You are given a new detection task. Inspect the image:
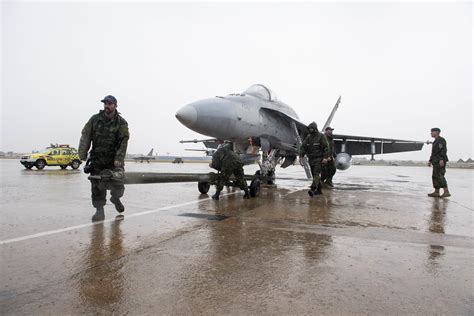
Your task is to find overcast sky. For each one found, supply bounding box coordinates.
[1,1,472,160]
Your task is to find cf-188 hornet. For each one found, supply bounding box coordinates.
[176,84,424,181]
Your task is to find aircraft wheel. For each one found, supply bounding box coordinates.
[198,181,210,194]
[71,160,81,169]
[249,178,261,197]
[60,165,67,169]
[267,170,275,185]
[35,159,46,170]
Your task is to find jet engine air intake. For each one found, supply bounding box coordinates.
[335,153,352,170]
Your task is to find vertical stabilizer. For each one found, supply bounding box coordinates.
[322,96,341,131]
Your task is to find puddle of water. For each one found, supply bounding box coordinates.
[178,213,230,221]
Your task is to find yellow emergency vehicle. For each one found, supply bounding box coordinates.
[20,144,82,170]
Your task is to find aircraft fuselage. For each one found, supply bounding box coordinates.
[176,94,299,151]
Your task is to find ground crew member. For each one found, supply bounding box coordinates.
[299,122,330,196]
[321,126,337,187]
[210,143,250,200]
[428,127,450,198]
[79,95,130,221]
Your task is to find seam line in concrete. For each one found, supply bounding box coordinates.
[0,193,238,245]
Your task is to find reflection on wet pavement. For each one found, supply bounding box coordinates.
[0,160,473,314]
[426,199,448,273]
[75,218,125,313]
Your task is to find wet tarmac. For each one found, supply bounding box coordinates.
[1,159,473,314]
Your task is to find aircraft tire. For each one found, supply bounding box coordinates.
[267,170,275,185]
[249,178,261,197]
[198,181,210,194]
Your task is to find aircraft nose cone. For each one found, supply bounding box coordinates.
[175,105,197,127]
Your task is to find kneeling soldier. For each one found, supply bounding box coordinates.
[210,143,250,200]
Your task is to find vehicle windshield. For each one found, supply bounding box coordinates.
[39,146,74,154]
[243,84,279,102]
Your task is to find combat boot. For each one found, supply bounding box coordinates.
[110,197,125,213]
[92,207,105,222]
[243,189,251,199]
[428,189,440,197]
[441,188,451,198]
[308,189,315,197]
[314,185,323,195]
[212,190,221,200]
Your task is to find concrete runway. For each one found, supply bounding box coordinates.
[1,160,473,314]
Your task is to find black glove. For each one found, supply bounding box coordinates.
[83,159,93,174]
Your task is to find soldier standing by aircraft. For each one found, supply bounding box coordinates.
[321,127,337,187]
[299,122,330,196]
[428,128,450,198]
[79,95,130,221]
[210,143,250,200]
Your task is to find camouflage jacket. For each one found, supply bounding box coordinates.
[211,147,242,171]
[79,110,129,165]
[430,136,448,163]
[325,134,336,158]
[300,131,330,160]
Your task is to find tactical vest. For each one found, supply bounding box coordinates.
[303,132,324,159]
[430,137,449,163]
[211,148,242,171]
[90,113,125,162]
[211,148,226,171]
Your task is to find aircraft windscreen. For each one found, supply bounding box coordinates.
[243,84,279,102]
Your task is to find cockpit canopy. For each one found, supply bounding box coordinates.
[243,84,279,102]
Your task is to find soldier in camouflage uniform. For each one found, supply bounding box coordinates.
[79,95,130,221]
[210,143,250,200]
[321,126,337,187]
[299,122,330,196]
[428,127,450,198]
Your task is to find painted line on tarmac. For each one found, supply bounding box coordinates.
[0,193,238,245]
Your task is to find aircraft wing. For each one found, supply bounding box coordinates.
[259,107,307,142]
[259,108,424,156]
[333,134,424,156]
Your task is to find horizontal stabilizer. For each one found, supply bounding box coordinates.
[334,134,424,156]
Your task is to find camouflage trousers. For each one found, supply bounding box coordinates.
[321,159,336,183]
[216,163,248,191]
[432,163,448,189]
[90,166,125,208]
[309,158,323,190]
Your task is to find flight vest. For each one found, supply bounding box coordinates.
[303,132,325,159]
[211,148,242,171]
[90,113,126,163]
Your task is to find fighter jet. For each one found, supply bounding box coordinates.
[176,84,424,180]
[132,148,156,163]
